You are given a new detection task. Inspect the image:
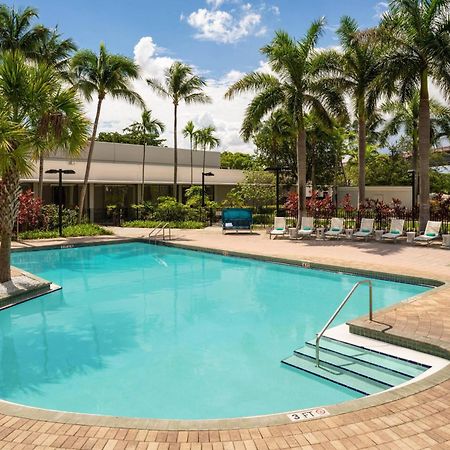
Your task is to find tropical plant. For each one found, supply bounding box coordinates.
[232,170,276,210]
[70,42,144,221]
[225,22,347,225]
[194,125,221,172]
[380,0,450,229]
[0,4,46,55]
[124,109,165,201]
[182,120,196,185]
[314,16,384,205]
[147,61,211,200]
[220,151,258,170]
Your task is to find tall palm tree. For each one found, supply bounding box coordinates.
[381,91,450,191]
[0,4,46,55]
[34,28,78,198]
[194,126,221,173]
[182,120,196,185]
[125,109,165,201]
[147,62,211,200]
[226,22,347,224]
[380,0,450,229]
[70,43,144,221]
[0,51,87,282]
[314,16,384,205]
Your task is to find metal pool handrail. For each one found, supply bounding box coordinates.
[316,280,373,367]
[148,222,172,241]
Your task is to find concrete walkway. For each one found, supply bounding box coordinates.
[1,227,449,449]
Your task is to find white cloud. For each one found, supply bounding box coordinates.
[84,36,257,154]
[206,0,226,8]
[184,3,266,44]
[374,2,388,19]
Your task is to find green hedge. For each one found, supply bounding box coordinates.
[19,224,112,240]
[122,220,205,229]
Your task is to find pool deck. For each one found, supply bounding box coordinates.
[2,227,450,449]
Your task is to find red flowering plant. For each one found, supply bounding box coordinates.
[284,191,298,218]
[17,190,45,231]
[430,193,450,217]
[340,193,355,213]
[307,191,334,218]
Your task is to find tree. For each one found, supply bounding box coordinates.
[124,109,165,200]
[380,0,450,229]
[182,120,196,185]
[0,5,46,55]
[194,125,221,173]
[70,42,144,221]
[381,91,450,195]
[226,22,347,225]
[147,62,211,200]
[315,16,384,205]
[220,151,258,170]
[0,51,87,282]
[232,170,276,210]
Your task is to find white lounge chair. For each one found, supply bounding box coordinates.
[325,218,344,238]
[382,219,405,241]
[296,217,314,239]
[270,217,287,239]
[353,218,375,241]
[414,221,441,244]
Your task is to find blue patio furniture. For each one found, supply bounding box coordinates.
[222,208,253,234]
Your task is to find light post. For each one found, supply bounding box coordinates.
[201,171,214,207]
[45,169,75,237]
[407,169,416,226]
[264,167,290,216]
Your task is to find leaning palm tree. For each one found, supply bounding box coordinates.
[194,126,221,173]
[147,62,211,200]
[70,42,144,221]
[0,4,46,55]
[380,0,450,229]
[0,51,87,282]
[226,22,347,224]
[34,28,78,197]
[125,109,165,201]
[182,120,196,185]
[381,91,450,192]
[314,16,384,205]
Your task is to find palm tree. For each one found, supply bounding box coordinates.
[0,4,46,55]
[182,120,196,185]
[124,109,165,201]
[194,126,221,173]
[147,61,211,200]
[34,28,78,198]
[225,22,347,224]
[0,51,87,282]
[380,0,450,229]
[314,16,384,206]
[70,42,144,221]
[381,92,450,196]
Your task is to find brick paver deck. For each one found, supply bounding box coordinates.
[4,228,450,449]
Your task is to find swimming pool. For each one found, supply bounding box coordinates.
[1,242,429,420]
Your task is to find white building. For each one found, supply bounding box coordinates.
[21,141,245,221]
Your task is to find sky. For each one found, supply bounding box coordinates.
[8,0,389,153]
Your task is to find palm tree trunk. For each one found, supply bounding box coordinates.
[78,97,103,223]
[173,103,178,201]
[0,167,20,283]
[358,103,366,207]
[418,70,431,231]
[190,136,193,186]
[38,152,44,198]
[412,131,419,204]
[297,128,307,226]
[141,141,146,202]
[311,143,316,190]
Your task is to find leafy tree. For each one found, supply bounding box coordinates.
[315,16,384,205]
[124,109,165,200]
[380,0,450,229]
[182,120,196,185]
[70,42,144,221]
[147,62,211,200]
[194,125,220,172]
[220,151,258,170]
[226,22,347,224]
[232,170,276,209]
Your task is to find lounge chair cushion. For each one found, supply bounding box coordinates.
[362,228,370,233]
[331,227,340,232]
[303,226,312,230]
[426,232,437,237]
[391,230,400,234]
[275,227,284,231]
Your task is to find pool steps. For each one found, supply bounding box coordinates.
[282,336,429,396]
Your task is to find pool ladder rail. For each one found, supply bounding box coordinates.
[148,222,172,242]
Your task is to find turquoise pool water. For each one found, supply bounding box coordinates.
[1,242,429,419]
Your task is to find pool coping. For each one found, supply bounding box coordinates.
[2,237,449,430]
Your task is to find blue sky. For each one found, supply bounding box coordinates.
[8,0,389,152]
